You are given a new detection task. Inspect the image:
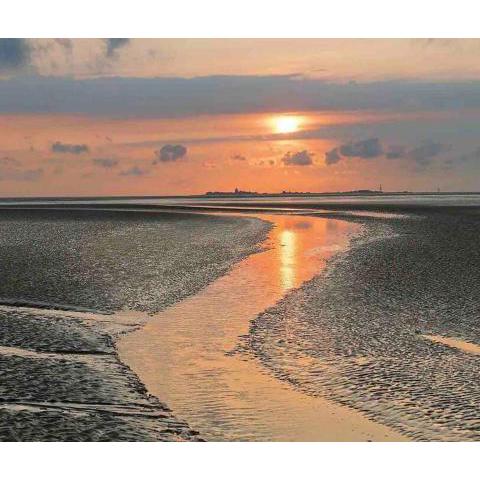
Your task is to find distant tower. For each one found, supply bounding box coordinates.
[379,184,383,193]
[234,187,239,194]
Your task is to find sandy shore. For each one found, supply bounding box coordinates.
[0,305,201,441]
[2,203,480,440]
[0,208,269,441]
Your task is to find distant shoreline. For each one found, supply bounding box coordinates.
[2,191,480,202]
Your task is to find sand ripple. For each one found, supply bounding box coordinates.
[247,214,480,441]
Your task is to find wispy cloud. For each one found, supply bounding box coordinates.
[0,157,43,182]
[407,141,449,166]
[92,158,118,168]
[119,166,147,176]
[51,142,89,154]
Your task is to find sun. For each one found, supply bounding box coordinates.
[273,115,301,134]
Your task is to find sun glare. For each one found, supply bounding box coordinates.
[273,115,301,134]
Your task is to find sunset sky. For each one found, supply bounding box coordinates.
[2,38,480,196]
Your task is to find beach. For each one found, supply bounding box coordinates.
[0,199,479,440]
[0,208,268,440]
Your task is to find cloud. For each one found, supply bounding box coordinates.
[324,138,383,166]
[281,150,314,166]
[446,146,480,167]
[51,141,89,154]
[231,154,247,161]
[93,158,118,168]
[407,141,449,166]
[16,168,44,181]
[119,166,146,176]
[0,164,43,182]
[154,144,187,163]
[338,138,383,158]
[105,39,130,58]
[324,137,448,168]
[5,75,480,116]
[385,145,406,159]
[0,39,31,71]
[325,148,341,165]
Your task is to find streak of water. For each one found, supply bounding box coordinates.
[118,214,404,441]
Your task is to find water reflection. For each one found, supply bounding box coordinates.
[118,214,399,441]
[279,229,296,291]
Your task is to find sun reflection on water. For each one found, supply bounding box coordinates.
[279,229,296,291]
[119,213,363,441]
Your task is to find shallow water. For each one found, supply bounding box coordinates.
[119,214,404,441]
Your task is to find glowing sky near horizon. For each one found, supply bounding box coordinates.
[2,38,480,196]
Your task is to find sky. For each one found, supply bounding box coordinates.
[2,38,480,196]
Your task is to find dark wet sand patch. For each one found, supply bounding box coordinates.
[0,208,271,314]
[0,308,200,441]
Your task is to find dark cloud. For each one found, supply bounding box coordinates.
[281,150,314,166]
[119,166,146,176]
[339,138,383,158]
[325,137,448,168]
[325,148,341,165]
[51,141,89,154]
[231,154,247,161]
[5,76,480,116]
[154,144,187,163]
[93,158,118,168]
[105,39,130,58]
[385,145,406,159]
[0,39,30,70]
[325,138,383,166]
[407,141,449,166]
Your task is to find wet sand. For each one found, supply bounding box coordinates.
[0,305,200,441]
[0,209,269,441]
[246,210,480,441]
[118,214,405,441]
[2,203,480,441]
